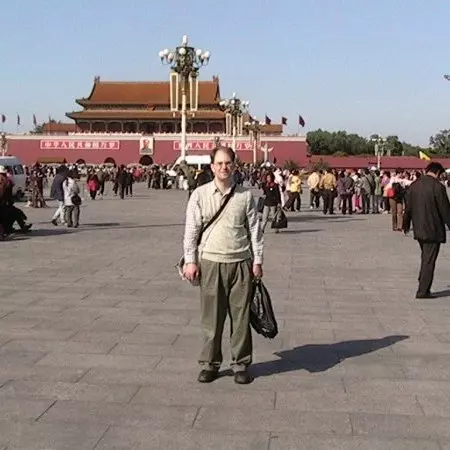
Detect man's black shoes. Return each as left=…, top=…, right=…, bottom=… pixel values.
left=234, top=370, right=253, bottom=385
left=197, top=369, right=218, bottom=383
left=197, top=369, right=253, bottom=384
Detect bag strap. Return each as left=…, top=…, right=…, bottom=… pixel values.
left=197, top=184, right=237, bottom=246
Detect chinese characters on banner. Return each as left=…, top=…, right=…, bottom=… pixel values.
left=39, top=140, right=120, bottom=150
left=172, top=141, right=257, bottom=151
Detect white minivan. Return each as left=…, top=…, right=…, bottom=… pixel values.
left=0, top=156, right=26, bottom=198
left=173, top=155, right=211, bottom=169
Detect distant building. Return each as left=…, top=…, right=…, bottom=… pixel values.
left=64, top=76, right=283, bottom=136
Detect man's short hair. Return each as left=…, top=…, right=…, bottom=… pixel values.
left=210, top=146, right=236, bottom=163
left=425, top=162, right=445, bottom=175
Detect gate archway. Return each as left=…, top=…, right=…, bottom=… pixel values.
left=104, top=157, right=116, bottom=165
left=139, top=155, right=153, bottom=166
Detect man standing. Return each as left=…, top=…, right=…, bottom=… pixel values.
left=403, top=162, right=450, bottom=299
left=183, top=146, right=263, bottom=385
left=360, top=169, right=374, bottom=214
left=320, top=168, right=337, bottom=215
left=307, top=169, right=320, bottom=209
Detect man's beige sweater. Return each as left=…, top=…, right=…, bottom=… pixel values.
left=183, top=181, right=264, bottom=265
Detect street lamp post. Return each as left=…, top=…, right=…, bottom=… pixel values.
left=219, top=93, right=249, bottom=152
left=159, top=36, right=210, bottom=161
left=370, top=135, right=386, bottom=170
left=1, top=133, right=7, bottom=157
left=244, top=119, right=262, bottom=164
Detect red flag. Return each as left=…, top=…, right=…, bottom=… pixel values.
left=265, top=115, right=271, bottom=125
left=17, top=114, right=20, bottom=126
left=281, top=116, right=287, bottom=125
left=33, top=114, right=37, bottom=126
left=1, top=114, right=5, bottom=123
left=298, top=115, right=305, bottom=127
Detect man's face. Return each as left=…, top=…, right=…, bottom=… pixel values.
left=211, top=150, right=234, bottom=182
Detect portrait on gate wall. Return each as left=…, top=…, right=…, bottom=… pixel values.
left=139, top=137, right=154, bottom=155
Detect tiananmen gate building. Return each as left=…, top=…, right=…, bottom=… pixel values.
left=6, top=75, right=309, bottom=166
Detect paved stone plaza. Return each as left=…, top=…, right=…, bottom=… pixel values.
left=1, top=183, right=450, bottom=449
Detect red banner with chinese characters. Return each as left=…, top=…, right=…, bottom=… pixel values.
left=39, top=140, right=120, bottom=150
left=173, top=141, right=255, bottom=151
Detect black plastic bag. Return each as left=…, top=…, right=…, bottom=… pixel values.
left=250, top=280, right=278, bottom=339
left=257, top=197, right=265, bottom=213
left=271, top=209, right=288, bottom=229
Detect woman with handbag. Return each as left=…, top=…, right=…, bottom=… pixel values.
left=261, top=172, right=282, bottom=233
left=63, top=170, right=81, bottom=228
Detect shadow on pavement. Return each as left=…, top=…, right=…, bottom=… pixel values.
left=278, top=229, right=322, bottom=234
left=433, top=289, right=450, bottom=298
left=25, top=228, right=70, bottom=237
left=251, top=335, right=409, bottom=376
left=287, top=214, right=364, bottom=223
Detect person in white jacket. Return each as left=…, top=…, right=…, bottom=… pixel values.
left=63, top=171, right=81, bottom=228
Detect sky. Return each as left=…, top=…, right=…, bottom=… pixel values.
left=0, top=0, right=449, bottom=146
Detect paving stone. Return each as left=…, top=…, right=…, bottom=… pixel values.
left=0, top=398, right=55, bottom=421
left=269, top=435, right=440, bottom=450
left=0, top=420, right=109, bottom=450
left=39, top=399, right=198, bottom=428
left=351, top=413, right=450, bottom=439
left=0, top=339, right=115, bottom=355
left=36, top=352, right=161, bottom=371
left=194, top=407, right=352, bottom=434
left=132, top=385, right=276, bottom=409
left=2, top=185, right=450, bottom=447
left=96, top=427, right=270, bottom=450
left=0, top=380, right=138, bottom=403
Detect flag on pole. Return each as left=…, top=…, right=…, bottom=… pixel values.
left=281, top=117, right=287, bottom=125
left=1, top=115, right=5, bottom=123
left=17, top=114, right=20, bottom=126
left=298, top=115, right=305, bottom=127
left=33, top=114, right=37, bottom=126
left=265, top=115, right=271, bottom=125
left=419, top=151, right=431, bottom=161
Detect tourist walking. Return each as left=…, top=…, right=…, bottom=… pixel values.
left=403, top=162, right=450, bottom=299
left=182, top=146, right=263, bottom=385
left=63, top=170, right=81, bottom=228
left=261, top=172, right=282, bottom=232
left=50, top=165, right=67, bottom=226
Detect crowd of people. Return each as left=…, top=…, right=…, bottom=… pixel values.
left=2, top=157, right=448, bottom=240
left=253, top=166, right=431, bottom=233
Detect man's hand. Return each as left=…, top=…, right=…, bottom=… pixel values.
left=252, top=264, right=263, bottom=279
left=183, top=263, right=200, bottom=282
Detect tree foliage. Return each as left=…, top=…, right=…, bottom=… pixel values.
left=429, top=130, right=450, bottom=156
left=307, top=129, right=432, bottom=157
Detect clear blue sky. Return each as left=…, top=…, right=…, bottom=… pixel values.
left=1, top=0, right=449, bottom=146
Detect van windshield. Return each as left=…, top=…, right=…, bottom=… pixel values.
left=13, top=165, right=24, bottom=175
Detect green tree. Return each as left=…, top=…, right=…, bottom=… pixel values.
left=384, top=136, right=404, bottom=156
left=30, top=123, right=45, bottom=134
left=306, top=129, right=334, bottom=155
left=429, top=130, right=450, bottom=155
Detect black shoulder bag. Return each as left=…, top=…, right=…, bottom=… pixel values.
left=177, top=185, right=237, bottom=283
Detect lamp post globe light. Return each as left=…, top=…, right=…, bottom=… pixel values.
left=159, top=35, right=210, bottom=160
left=244, top=119, right=263, bottom=164
left=220, top=93, right=249, bottom=152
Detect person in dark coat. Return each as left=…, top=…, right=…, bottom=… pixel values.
left=403, top=162, right=450, bottom=299
left=50, top=165, right=67, bottom=225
